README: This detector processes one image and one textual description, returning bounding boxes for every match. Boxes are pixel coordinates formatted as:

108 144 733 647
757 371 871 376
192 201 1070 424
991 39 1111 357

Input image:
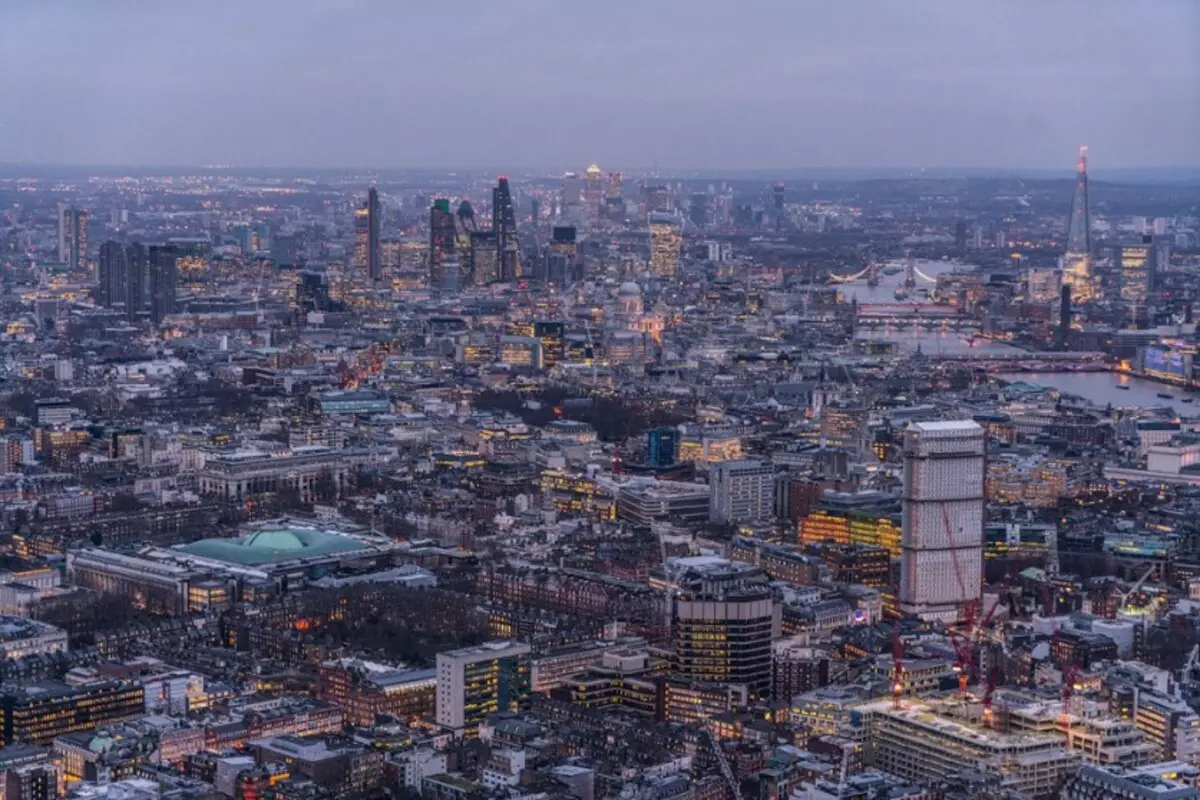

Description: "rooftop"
174 527 369 566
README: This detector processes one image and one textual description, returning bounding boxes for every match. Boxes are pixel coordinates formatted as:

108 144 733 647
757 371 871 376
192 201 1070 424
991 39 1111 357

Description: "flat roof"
910 420 981 432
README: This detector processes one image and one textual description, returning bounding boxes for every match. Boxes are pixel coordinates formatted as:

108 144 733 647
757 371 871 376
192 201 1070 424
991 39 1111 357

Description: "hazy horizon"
3 1 1197 171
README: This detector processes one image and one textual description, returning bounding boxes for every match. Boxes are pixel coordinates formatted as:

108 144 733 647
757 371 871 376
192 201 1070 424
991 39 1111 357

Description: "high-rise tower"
492 176 519 281
148 245 179 323
1062 147 1094 303
899 421 985 623
367 187 381 281
353 205 370 273
649 213 682 278
429 199 458 289
58 205 89 272
96 241 127 310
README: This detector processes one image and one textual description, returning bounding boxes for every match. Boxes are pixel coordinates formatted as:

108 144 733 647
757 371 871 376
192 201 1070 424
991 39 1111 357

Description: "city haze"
2 0 1197 171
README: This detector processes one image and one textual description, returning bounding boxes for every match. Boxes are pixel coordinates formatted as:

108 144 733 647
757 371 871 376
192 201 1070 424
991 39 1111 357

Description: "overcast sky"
1 0 1197 170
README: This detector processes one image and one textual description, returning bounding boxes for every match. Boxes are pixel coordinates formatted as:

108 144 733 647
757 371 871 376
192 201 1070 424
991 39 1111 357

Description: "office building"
0 680 145 745
1027 267 1061 303
492 177 519 281
547 226 578 284
533 321 565 369
57 205 88 271
649 213 682 278
670 558 778 695
148 245 179 323
584 164 604 215
710 459 774 524
561 172 582 217
820 404 871 459
497 336 543 371
647 427 679 467
435 641 531 737
1064 765 1200 799
639 185 671 222
96 241 127 310
898 421 985 623
617 480 710 525
0 617 67 661
366 188 381 280
469 231 499 285
1118 237 1158 326
1063 146 1095 303
429 199 458 289
317 659 436 726
353 205 370 274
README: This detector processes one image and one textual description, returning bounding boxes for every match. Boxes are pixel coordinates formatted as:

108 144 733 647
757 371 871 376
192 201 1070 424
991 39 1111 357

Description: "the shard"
1061 146 1094 302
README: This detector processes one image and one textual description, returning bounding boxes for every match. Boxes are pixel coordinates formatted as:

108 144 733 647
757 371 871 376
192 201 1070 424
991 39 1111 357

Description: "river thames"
844 258 1025 356
995 371 1197 417
842 260 1198 414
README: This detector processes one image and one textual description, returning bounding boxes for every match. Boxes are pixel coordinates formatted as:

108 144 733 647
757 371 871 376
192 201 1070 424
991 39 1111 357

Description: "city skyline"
2 1 1196 171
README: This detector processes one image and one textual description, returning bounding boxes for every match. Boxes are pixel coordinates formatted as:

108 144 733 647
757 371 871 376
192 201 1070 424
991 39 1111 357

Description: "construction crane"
938 503 1002 698
981 665 1000 728
1060 661 1081 731
702 729 743 800
891 632 905 709
655 523 681 645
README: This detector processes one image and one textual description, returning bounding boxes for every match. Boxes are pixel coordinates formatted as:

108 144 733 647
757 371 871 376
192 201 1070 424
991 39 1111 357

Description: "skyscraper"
584 165 604 216
492 176 519 281
429 199 459 289
772 182 785 213
1117 236 1158 327
1062 146 1094 303
96 241 127 310
126 243 149 321
148 245 179 323
639 185 670 222
605 171 623 200
688 193 709 227
58 205 88 271
367 187 381 281
561 172 582 217
353 205 370 273
547 226 578 284
649 213 682 278
469 231 499 285
899 421 985 623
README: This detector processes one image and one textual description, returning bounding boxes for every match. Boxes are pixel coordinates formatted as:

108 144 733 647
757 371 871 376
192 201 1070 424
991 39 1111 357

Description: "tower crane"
702 729 743 800
937 503 1002 698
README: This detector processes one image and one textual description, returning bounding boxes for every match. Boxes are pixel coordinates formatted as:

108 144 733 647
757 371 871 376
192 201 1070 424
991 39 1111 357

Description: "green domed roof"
176 527 366 565
244 529 311 550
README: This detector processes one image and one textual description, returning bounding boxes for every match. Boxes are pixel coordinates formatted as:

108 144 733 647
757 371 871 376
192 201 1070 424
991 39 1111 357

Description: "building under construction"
860 698 1080 797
